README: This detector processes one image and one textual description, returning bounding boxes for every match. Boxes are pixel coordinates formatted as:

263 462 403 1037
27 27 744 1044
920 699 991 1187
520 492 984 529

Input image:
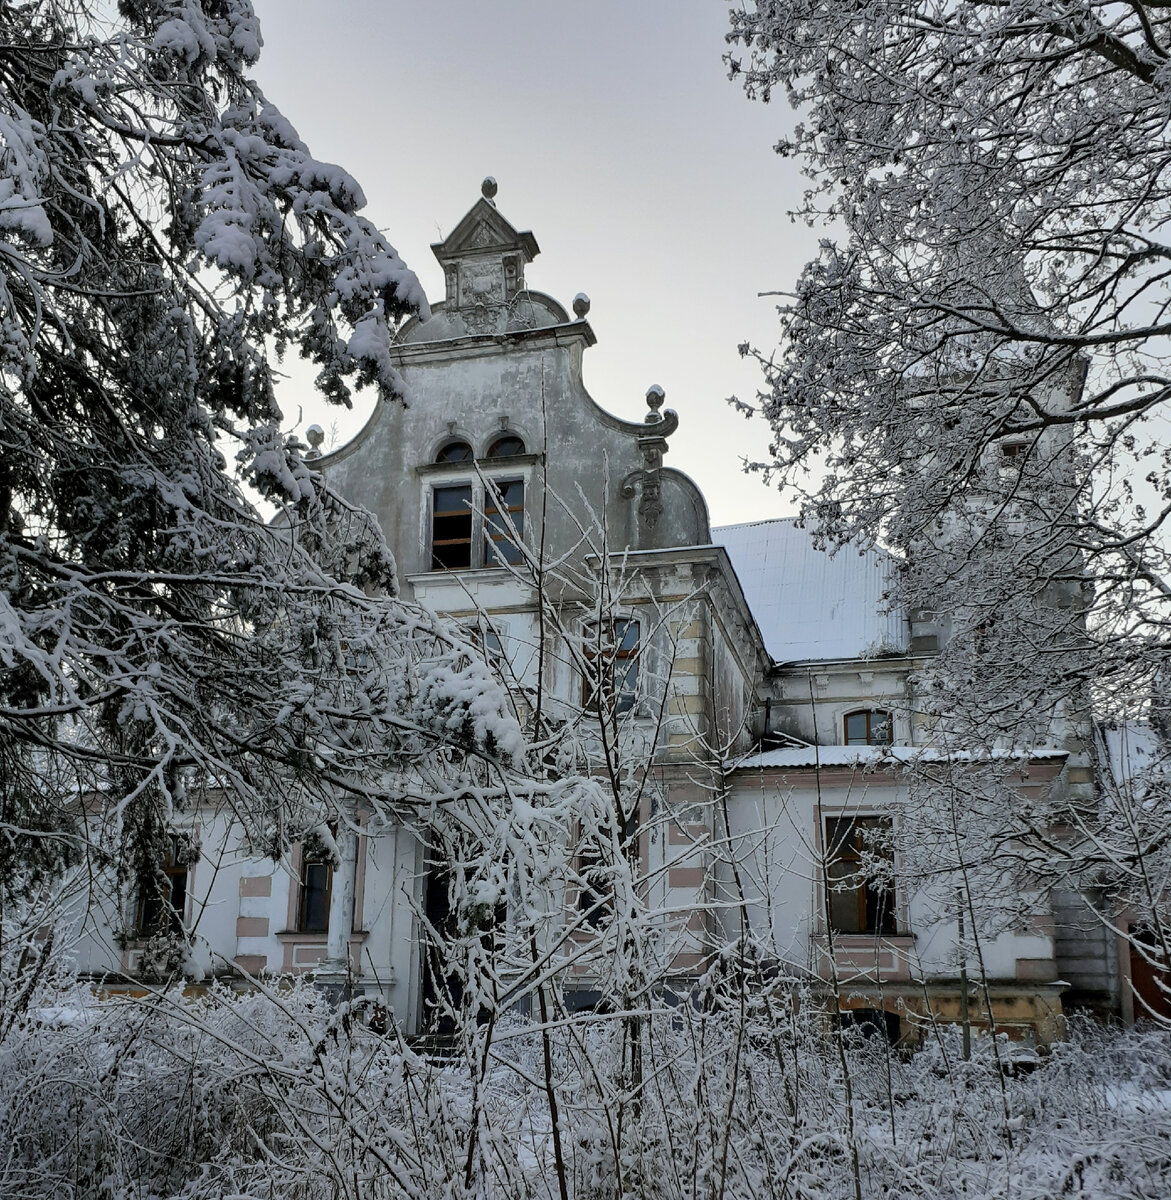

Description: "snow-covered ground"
2 979 1168 1199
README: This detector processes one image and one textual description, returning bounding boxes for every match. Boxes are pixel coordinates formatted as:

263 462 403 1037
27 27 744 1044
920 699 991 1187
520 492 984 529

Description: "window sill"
408 566 529 584
814 932 914 945
275 929 368 941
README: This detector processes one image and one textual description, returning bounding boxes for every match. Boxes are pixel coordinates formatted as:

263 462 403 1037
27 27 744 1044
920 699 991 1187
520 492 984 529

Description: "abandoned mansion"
72 181 1161 1042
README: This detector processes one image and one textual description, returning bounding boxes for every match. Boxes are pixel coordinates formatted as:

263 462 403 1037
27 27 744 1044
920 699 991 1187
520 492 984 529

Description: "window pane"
844 712 869 745
827 860 863 933
825 816 896 935
578 853 610 928
300 861 331 933
485 479 524 566
486 435 525 458
616 619 639 654
432 485 472 569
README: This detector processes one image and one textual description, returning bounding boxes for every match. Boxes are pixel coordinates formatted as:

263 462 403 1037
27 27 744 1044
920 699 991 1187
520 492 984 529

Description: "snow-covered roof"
712 519 908 663
733 744 1068 771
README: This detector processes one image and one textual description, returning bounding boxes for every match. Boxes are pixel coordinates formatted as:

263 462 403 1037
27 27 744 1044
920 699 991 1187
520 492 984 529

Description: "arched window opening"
435 439 473 464
843 709 891 746
486 434 525 459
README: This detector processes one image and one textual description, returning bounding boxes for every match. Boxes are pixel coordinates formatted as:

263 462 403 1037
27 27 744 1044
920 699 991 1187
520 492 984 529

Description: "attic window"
844 710 891 746
436 440 474 464
486 434 525 458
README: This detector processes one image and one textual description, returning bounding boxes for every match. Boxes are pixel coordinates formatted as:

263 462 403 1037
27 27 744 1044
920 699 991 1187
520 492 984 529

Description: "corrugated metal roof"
711 518 908 663
733 745 1068 771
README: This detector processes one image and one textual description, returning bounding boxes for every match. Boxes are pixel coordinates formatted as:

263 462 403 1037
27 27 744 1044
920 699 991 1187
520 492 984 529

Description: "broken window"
431 484 473 569
824 816 897 936
483 478 525 566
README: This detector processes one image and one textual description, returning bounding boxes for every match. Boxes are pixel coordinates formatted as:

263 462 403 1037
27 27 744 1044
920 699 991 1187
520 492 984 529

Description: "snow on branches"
727 0 1171 963
0 1 519 929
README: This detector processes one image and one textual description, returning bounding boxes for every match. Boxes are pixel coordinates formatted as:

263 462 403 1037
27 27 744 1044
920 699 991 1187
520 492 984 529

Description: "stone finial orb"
646 385 666 414
573 292 591 319
481 176 498 201
306 424 325 450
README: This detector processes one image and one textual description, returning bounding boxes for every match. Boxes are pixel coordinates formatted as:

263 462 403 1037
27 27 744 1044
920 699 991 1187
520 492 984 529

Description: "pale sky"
252 0 813 527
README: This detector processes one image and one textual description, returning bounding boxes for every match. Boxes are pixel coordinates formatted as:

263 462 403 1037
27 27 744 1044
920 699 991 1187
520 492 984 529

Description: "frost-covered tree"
0 0 540 936
727 1 1171 984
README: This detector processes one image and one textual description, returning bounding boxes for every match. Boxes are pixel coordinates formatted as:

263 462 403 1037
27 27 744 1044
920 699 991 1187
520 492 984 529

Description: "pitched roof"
711 518 908 663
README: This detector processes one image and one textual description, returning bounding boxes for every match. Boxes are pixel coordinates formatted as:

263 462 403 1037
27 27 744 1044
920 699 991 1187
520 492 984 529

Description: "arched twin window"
429 435 527 570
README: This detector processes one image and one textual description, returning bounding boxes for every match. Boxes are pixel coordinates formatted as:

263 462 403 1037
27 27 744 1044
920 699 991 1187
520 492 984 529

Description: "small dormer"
430 178 541 335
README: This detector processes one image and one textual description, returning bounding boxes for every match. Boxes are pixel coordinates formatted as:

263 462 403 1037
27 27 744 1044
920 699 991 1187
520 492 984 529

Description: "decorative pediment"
431 184 539 268
430 182 542 328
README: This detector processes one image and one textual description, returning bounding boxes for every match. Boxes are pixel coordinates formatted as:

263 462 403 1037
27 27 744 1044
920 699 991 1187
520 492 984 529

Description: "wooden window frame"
430 483 474 570
824 815 897 936
136 835 191 937
429 476 528 572
843 709 891 746
483 477 525 567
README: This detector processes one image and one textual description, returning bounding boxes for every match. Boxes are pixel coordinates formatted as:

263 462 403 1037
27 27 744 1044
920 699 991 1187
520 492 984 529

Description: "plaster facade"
70 182 1129 1045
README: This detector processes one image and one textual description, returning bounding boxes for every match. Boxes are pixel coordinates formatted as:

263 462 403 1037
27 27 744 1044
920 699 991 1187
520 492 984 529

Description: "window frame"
135 835 192 937
482 476 525 567
823 815 898 936
434 438 474 464
843 709 892 746
576 847 612 929
430 482 474 570
484 434 526 460
296 847 334 935
581 617 640 717
427 470 530 572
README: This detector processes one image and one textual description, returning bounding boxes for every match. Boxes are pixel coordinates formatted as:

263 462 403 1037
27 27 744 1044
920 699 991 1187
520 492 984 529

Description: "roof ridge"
711 516 800 534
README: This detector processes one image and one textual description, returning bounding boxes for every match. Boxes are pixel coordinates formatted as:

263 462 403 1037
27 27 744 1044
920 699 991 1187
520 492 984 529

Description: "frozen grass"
1 978 1168 1199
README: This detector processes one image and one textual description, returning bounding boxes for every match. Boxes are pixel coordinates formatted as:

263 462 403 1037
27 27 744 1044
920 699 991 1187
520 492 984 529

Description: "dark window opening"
1000 440 1029 461
435 440 473 464
484 479 524 566
825 816 897 936
577 850 612 929
297 853 333 934
485 434 525 458
582 619 639 716
431 484 473 569
137 837 190 936
838 1006 901 1044
844 710 891 746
